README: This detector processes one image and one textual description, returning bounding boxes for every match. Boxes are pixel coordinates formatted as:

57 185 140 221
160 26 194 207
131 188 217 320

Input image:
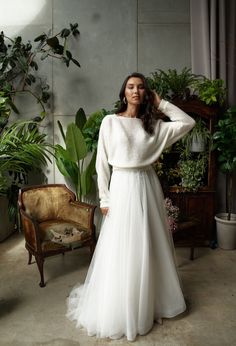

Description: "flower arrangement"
164 197 180 233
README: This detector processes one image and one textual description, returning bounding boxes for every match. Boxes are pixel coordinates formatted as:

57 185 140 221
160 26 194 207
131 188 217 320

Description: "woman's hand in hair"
152 91 162 108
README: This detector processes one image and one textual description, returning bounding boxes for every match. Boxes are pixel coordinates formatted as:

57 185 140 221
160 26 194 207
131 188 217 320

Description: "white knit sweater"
96 99 195 207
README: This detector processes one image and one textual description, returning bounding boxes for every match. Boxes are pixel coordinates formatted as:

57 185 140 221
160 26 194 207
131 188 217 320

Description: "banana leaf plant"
54 108 109 201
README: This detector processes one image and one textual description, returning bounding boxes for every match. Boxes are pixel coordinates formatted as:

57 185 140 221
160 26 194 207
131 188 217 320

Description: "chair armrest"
65 201 97 233
19 209 42 252
56 200 96 233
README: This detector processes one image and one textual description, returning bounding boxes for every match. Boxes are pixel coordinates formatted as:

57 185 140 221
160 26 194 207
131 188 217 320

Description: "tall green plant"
213 106 236 220
55 108 109 200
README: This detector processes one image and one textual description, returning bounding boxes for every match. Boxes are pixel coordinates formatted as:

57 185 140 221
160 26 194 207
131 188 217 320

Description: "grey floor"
0 232 235 346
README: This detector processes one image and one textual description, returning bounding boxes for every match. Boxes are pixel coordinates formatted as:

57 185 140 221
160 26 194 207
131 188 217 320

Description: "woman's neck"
123 105 140 118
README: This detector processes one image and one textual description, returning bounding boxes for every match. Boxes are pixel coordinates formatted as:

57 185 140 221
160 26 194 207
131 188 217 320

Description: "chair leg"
35 255 46 287
28 251 33 265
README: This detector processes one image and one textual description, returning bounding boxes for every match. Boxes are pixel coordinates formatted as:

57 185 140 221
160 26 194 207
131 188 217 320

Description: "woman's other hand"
101 207 109 216
152 91 162 108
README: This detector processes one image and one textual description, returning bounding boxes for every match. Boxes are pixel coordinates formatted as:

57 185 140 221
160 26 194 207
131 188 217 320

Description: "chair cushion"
39 220 90 248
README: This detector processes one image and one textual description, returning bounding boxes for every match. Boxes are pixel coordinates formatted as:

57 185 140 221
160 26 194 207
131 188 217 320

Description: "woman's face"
124 77 146 105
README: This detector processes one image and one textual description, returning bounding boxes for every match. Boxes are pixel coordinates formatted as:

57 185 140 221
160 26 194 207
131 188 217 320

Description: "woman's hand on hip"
101 207 109 216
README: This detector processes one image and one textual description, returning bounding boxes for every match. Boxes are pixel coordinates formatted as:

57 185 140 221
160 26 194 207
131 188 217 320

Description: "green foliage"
0 120 52 191
213 107 236 218
0 120 52 218
83 109 109 151
192 78 226 106
147 67 199 100
0 24 80 129
147 67 226 107
55 108 109 200
213 107 236 173
178 154 208 192
181 118 211 155
0 23 80 222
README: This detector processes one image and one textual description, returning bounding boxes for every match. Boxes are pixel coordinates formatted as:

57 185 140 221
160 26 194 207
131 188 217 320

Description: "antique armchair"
18 184 96 287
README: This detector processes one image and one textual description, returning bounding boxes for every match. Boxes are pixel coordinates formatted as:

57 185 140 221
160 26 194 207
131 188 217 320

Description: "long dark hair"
116 72 157 134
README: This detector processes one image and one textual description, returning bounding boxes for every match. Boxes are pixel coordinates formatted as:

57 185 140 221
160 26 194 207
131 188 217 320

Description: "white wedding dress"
66 167 186 341
66 101 195 341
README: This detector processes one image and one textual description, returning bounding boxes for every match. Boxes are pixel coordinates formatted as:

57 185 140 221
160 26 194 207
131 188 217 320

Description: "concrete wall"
1 0 191 185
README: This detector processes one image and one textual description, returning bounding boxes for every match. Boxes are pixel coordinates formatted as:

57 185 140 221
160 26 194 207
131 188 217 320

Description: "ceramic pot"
215 213 236 250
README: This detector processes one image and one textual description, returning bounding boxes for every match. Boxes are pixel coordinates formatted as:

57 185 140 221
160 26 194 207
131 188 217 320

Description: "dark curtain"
190 0 236 106
190 0 236 214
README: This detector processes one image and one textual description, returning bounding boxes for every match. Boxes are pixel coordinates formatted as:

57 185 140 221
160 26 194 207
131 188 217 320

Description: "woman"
67 72 195 341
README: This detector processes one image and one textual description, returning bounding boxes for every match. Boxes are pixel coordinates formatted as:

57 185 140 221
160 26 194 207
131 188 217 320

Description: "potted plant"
181 118 211 153
147 67 198 101
54 108 110 201
193 78 226 107
147 68 226 108
213 106 236 249
178 154 208 192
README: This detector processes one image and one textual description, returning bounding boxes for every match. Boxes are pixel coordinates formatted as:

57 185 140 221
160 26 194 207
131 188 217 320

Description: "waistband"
112 165 152 172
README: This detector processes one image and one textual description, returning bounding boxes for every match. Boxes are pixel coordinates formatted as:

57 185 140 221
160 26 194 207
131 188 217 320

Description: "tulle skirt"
66 166 186 341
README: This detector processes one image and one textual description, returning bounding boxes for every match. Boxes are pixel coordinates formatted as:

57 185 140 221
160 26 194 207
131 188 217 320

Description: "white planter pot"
215 213 236 250
190 135 205 152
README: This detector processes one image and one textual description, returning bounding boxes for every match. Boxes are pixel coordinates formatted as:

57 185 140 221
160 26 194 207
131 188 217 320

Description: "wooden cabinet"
161 98 219 245
168 191 215 245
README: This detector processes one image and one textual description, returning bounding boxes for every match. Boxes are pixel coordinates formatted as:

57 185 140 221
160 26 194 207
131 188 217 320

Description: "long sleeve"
157 100 196 149
95 102 195 206
96 119 111 208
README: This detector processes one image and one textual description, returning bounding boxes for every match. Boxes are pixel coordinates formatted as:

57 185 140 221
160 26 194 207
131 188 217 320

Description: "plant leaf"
81 150 97 196
66 123 87 162
57 120 66 143
75 108 87 130
54 145 78 185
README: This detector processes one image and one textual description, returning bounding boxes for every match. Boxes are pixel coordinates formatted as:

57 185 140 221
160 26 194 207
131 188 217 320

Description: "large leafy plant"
213 106 236 220
55 108 109 200
0 23 80 129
